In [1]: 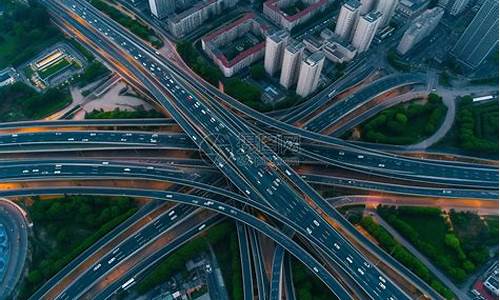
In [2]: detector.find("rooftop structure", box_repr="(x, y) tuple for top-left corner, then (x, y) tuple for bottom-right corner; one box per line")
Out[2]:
(484, 264), (499, 296)
(449, 0), (471, 15)
(396, 0), (430, 17)
(323, 39), (357, 63)
(0, 67), (17, 87)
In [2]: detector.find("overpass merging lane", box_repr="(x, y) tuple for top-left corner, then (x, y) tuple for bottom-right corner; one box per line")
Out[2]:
(0, 130), (497, 190)
(33, 0), (492, 299)
(30, 3), (405, 300)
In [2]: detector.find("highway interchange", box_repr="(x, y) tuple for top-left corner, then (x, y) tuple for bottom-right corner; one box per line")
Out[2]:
(0, 0), (497, 299)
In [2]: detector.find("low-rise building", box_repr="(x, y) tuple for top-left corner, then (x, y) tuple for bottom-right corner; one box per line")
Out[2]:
(263, 0), (333, 31)
(0, 67), (17, 87)
(201, 13), (269, 77)
(303, 35), (324, 52)
(167, 0), (238, 38)
(484, 265), (499, 296)
(323, 39), (357, 63)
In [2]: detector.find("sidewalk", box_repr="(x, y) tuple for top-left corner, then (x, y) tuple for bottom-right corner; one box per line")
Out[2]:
(370, 211), (469, 299)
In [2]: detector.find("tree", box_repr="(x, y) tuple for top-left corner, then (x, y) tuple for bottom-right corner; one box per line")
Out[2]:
(395, 113), (408, 125)
(250, 64), (265, 80)
(462, 260), (475, 273)
(27, 270), (43, 285)
(444, 233), (460, 250)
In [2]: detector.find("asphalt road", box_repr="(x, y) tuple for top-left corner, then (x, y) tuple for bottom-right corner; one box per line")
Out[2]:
(0, 199), (29, 299)
(33, 1), (497, 299)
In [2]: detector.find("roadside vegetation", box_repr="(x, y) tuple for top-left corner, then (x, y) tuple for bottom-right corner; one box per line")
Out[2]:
(387, 50), (411, 72)
(353, 93), (447, 145)
(18, 196), (138, 299)
(74, 60), (110, 87)
(89, 0), (163, 48)
(0, 82), (71, 122)
(176, 41), (302, 112)
(85, 107), (164, 119)
(176, 40), (223, 86)
(359, 216), (454, 299)
(291, 257), (338, 300)
(377, 206), (498, 283)
(134, 221), (243, 300)
(0, 0), (62, 68)
(438, 96), (498, 155)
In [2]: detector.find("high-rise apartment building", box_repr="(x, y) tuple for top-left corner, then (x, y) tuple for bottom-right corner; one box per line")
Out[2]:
(397, 7), (444, 55)
(359, 0), (376, 14)
(296, 51), (325, 97)
(280, 40), (305, 88)
(451, 0), (499, 68)
(264, 30), (289, 76)
(149, 0), (175, 18)
(375, 0), (398, 28)
(351, 11), (381, 52)
(335, 0), (361, 40)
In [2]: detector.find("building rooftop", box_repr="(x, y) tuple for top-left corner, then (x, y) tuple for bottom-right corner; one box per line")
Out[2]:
(364, 11), (382, 22)
(305, 51), (325, 65)
(286, 39), (305, 53)
(264, 0), (330, 22)
(268, 29), (289, 43)
(169, 0), (217, 22)
(345, 0), (361, 11)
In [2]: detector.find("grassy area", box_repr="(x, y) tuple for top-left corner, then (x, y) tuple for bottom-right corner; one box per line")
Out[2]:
(0, 82), (72, 122)
(359, 216), (454, 299)
(212, 223), (243, 300)
(337, 204), (365, 224)
(377, 206), (496, 283)
(18, 195), (138, 299)
(0, 0), (63, 68)
(85, 107), (164, 119)
(89, 0), (163, 48)
(450, 211), (497, 265)
(73, 60), (111, 87)
(353, 93), (447, 145)
(135, 221), (243, 299)
(291, 257), (338, 300)
(67, 38), (95, 61)
(437, 96), (498, 155)
(38, 59), (72, 79)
